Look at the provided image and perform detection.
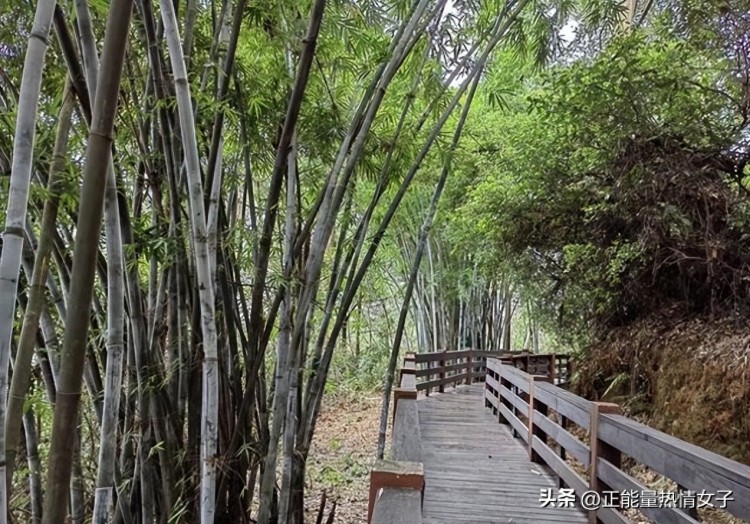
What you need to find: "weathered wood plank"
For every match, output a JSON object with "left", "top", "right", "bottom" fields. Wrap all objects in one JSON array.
[
  {"left": 532, "top": 410, "right": 590, "bottom": 468},
  {"left": 415, "top": 361, "right": 470, "bottom": 378},
  {"left": 530, "top": 435, "right": 589, "bottom": 495},
  {"left": 415, "top": 350, "right": 471, "bottom": 363},
  {"left": 417, "top": 372, "right": 470, "bottom": 392},
  {"left": 371, "top": 488, "right": 422, "bottom": 524},
  {"left": 392, "top": 398, "right": 421, "bottom": 462},
  {"left": 418, "top": 385, "right": 588, "bottom": 523},
  {"left": 534, "top": 381, "right": 592, "bottom": 430},
  {"left": 485, "top": 374, "right": 501, "bottom": 395},
  {"left": 498, "top": 383, "right": 530, "bottom": 417},
  {"left": 499, "top": 404, "right": 528, "bottom": 441},
  {"left": 596, "top": 458, "right": 700, "bottom": 524},
  {"left": 399, "top": 373, "right": 416, "bottom": 390},
  {"left": 368, "top": 460, "right": 424, "bottom": 522},
  {"left": 499, "top": 364, "right": 530, "bottom": 392},
  {"left": 598, "top": 413, "right": 750, "bottom": 521},
  {"left": 486, "top": 357, "right": 503, "bottom": 375},
  {"left": 485, "top": 389, "right": 500, "bottom": 409}
]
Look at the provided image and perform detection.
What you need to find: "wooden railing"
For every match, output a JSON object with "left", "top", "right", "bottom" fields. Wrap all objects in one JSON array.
[
  {"left": 507, "top": 352, "right": 573, "bottom": 385},
  {"left": 415, "top": 349, "right": 572, "bottom": 394},
  {"left": 368, "top": 354, "right": 424, "bottom": 524},
  {"left": 367, "top": 349, "right": 574, "bottom": 523},
  {"left": 484, "top": 358, "right": 750, "bottom": 524}
]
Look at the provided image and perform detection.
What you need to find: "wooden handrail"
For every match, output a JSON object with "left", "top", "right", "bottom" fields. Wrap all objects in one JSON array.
[
  {"left": 485, "top": 357, "right": 750, "bottom": 523},
  {"left": 368, "top": 353, "right": 424, "bottom": 523},
  {"left": 415, "top": 349, "right": 572, "bottom": 394},
  {"left": 369, "top": 350, "right": 573, "bottom": 522}
]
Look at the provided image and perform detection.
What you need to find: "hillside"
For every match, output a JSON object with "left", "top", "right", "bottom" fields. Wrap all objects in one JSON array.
[{"left": 577, "top": 311, "right": 750, "bottom": 465}]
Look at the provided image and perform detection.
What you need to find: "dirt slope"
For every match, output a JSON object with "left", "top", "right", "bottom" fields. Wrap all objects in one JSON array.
[{"left": 576, "top": 311, "right": 750, "bottom": 464}]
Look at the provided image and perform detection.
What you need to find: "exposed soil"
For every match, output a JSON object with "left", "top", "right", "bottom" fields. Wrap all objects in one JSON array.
[
  {"left": 577, "top": 311, "right": 750, "bottom": 465},
  {"left": 303, "top": 393, "right": 386, "bottom": 523},
  {"left": 573, "top": 310, "right": 750, "bottom": 523}
]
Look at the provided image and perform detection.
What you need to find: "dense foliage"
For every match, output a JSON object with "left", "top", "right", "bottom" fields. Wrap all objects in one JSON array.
[
  {"left": 1, "top": 0, "right": 749, "bottom": 521},
  {"left": 452, "top": 8, "right": 750, "bottom": 343}
]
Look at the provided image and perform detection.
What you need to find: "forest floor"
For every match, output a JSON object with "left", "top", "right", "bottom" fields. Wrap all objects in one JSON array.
[{"left": 304, "top": 392, "right": 385, "bottom": 523}]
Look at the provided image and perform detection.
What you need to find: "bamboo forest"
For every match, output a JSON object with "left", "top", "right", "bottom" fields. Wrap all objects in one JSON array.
[{"left": 1, "top": 0, "right": 749, "bottom": 522}]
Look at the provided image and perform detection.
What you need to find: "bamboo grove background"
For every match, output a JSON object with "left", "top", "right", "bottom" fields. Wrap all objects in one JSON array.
[{"left": 0, "top": 0, "right": 639, "bottom": 522}]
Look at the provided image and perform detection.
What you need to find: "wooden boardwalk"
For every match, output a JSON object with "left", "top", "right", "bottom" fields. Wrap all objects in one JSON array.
[
  {"left": 418, "top": 384, "right": 588, "bottom": 523},
  {"left": 370, "top": 351, "right": 750, "bottom": 524}
]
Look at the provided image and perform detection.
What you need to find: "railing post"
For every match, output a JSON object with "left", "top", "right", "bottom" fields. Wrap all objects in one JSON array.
[
  {"left": 528, "top": 375, "right": 551, "bottom": 463},
  {"left": 453, "top": 353, "right": 459, "bottom": 389},
  {"left": 367, "top": 460, "right": 424, "bottom": 523},
  {"left": 424, "top": 356, "right": 431, "bottom": 397},
  {"left": 498, "top": 362, "right": 512, "bottom": 427},
  {"left": 438, "top": 350, "right": 446, "bottom": 393},
  {"left": 550, "top": 355, "right": 557, "bottom": 385},
  {"left": 589, "top": 402, "right": 622, "bottom": 524},
  {"left": 559, "top": 414, "right": 569, "bottom": 488},
  {"left": 465, "top": 350, "right": 473, "bottom": 385},
  {"left": 511, "top": 384, "right": 520, "bottom": 438},
  {"left": 484, "top": 362, "right": 494, "bottom": 411}
]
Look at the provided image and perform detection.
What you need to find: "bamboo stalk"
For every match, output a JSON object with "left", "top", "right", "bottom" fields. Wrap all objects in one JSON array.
[{"left": 42, "top": 0, "right": 135, "bottom": 518}]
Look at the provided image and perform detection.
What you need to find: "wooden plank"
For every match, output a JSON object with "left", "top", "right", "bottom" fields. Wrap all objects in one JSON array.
[
  {"left": 526, "top": 355, "right": 554, "bottom": 376},
  {"left": 499, "top": 404, "right": 528, "bottom": 442},
  {"left": 392, "top": 399, "right": 421, "bottom": 463},
  {"left": 596, "top": 458, "right": 700, "bottom": 524},
  {"left": 371, "top": 488, "right": 422, "bottom": 524},
  {"left": 418, "top": 385, "right": 588, "bottom": 523},
  {"left": 498, "top": 383, "right": 529, "bottom": 417},
  {"left": 599, "top": 414, "right": 750, "bottom": 521},
  {"left": 531, "top": 435, "right": 589, "bottom": 495},
  {"left": 535, "top": 381, "right": 592, "bottom": 430},
  {"left": 414, "top": 350, "right": 472, "bottom": 363},
  {"left": 486, "top": 357, "right": 503, "bottom": 375},
  {"left": 529, "top": 375, "right": 551, "bottom": 463},
  {"left": 485, "top": 374, "right": 501, "bottom": 394},
  {"left": 472, "top": 350, "right": 509, "bottom": 359},
  {"left": 414, "top": 352, "right": 446, "bottom": 364},
  {"left": 417, "top": 372, "right": 470, "bottom": 392},
  {"left": 415, "top": 361, "right": 469, "bottom": 378},
  {"left": 399, "top": 373, "right": 416, "bottom": 390},
  {"left": 590, "top": 403, "right": 623, "bottom": 524},
  {"left": 533, "top": 410, "right": 590, "bottom": 468},
  {"left": 368, "top": 460, "right": 424, "bottom": 523},
  {"left": 485, "top": 389, "right": 500, "bottom": 409},
  {"left": 499, "top": 365, "right": 530, "bottom": 392}
]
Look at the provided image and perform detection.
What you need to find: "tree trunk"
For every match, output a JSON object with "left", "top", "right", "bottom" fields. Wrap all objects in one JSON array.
[
  {"left": 71, "top": 0, "right": 129, "bottom": 513},
  {"left": 22, "top": 410, "right": 42, "bottom": 524},
  {"left": 0, "top": 0, "right": 58, "bottom": 516},
  {"left": 376, "top": 73, "right": 480, "bottom": 458},
  {"left": 501, "top": 283, "right": 513, "bottom": 352},
  {"left": 5, "top": 79, "right": 74, "bottom": 494},
  {"left": 159, "top": 1, "right": 220, "bottom": 519},
  {"left": 42, "top": 0, "right": 134, "bottom": 518}
]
